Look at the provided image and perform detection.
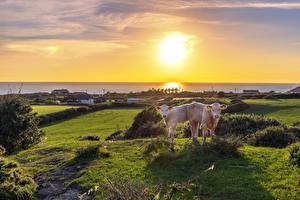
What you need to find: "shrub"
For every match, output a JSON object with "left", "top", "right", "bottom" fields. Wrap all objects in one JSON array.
[
  {"left": 288, "top": 142, "right": 300, "bottom": 167},
  {"left": 0, "top": 146, "right": 5, "bottom": 156},
  {"left": 287, "top": 127, "right": 300, "bottom": 139},
  {"left": 100, "top": 177, "right": 159, "bottom": 200},
  {"left": 0, "top": 96, "right": 44, "bottom": 153},
  {"left": 75, "top": 145, "right": 100, "bottom": 160},
  {"left": 216, "top": 114, "right": 282, "bottom": 137},
  {"left": 205, "top": 136, "right": 242, "bottom": 157},
  {"left": 105, "top": 130, "right": 126, "bottom": 141},
  {"left": 248, "top": 126, "right": 295, "bottom": 148},
  {"left": 80, "top": 135, "right": 100, "bottom": 141},
  {"left": 125, "top": 107, "right": 165, "bottom": 139},
  {"left": 225, "top": 100, "right": 250, "bottom": 113},
  {"left": 0, "top": 157, "right": 37, "bottom": 199}
]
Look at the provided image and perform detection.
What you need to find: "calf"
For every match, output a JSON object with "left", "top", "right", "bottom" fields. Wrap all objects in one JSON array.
[{"left": 201, "top": 103, "right": 227, "bottom": 144}]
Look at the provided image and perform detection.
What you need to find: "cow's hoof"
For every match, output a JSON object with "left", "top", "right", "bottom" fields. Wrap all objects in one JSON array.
[{"left": 192, "top": 139, "right": 199, "bottom": 144}]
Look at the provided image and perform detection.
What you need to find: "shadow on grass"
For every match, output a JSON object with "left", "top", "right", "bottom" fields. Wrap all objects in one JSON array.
[
  {"left": 245, "top": 103, "right": 300, "bottom": 116},
  {"left": 145, "top": 142, "right": 276, "bottom": 200}
]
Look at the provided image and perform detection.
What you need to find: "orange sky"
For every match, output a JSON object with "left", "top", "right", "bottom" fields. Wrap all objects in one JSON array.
[{"left": 1, "top": 0, "right": 300, "bottom": 83}]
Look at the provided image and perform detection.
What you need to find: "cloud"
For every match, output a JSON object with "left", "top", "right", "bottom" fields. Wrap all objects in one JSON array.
[
  {"left": 3, "top": 40, "right": 128, "bottom": 58},
  {"left": 0, "top": 0, "right": 300, "bottom": 44}
]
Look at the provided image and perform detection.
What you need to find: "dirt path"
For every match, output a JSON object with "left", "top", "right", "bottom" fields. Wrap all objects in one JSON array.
[{"left": 36, "top": 164, "right": 89, "bottom": 200}]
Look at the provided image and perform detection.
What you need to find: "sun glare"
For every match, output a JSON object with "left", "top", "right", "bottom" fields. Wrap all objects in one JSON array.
[
  {"left": 164, "top": 82, "right": 182, "bottom": 90},
  {"left": 159, "top": 33, "right": 191, "bottom": 65}
]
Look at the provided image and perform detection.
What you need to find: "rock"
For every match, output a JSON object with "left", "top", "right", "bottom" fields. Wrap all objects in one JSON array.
[{"left": 80, "top": 135, "right": 100, "bottom": 141}]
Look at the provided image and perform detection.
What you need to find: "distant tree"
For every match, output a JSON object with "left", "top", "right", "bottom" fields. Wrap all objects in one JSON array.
[{"left": 0, "top": 95, "right": 44, "bottom": 153}]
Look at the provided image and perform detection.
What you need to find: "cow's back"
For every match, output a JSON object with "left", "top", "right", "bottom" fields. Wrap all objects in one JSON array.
[
  {"left": 166, "top": 104, "right": 189, "bottom": 124},
  {"left": 186, "top": 102, "right": 205, "bottom": 122}
]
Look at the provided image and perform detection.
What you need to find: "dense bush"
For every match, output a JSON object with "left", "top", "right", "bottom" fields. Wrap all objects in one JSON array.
[
  {"left": 216, "top": 114, "right": 282, "bottom": 137},
  {"left": 204, "top": 136, "right": 242, "bottom": 157},
  {"left": 39, "top": 102, "right": 146, "bottom": 125},
  {"left": 248, "top": 126, "right": 295, "bottom": 148},
  {"left": 0, "top": 96, "right": 44, "bottom": 153},
  {"left": 224, "top": 100, "right": 250, "bottom": 113},
  {"left": 0, "top": 157, "right": 37, "bottom": 199},
  {"left": 125, "top": 107, "right": 166, "bottom": 139},
  {"left": 287, "top": 127, "right": 300, "bottom": 139},
  {"left": 288, "top": 142, "right": 300, "bottom": 167}
]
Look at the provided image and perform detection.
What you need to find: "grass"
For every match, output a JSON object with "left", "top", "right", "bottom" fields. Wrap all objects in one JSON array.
[
  {"left": 7, "top": 106, "right": 300, "bottom": 199},
  {"left": 244, "top": 99, "right": 300, "bottom": 125},
  {"left": 31, "top": 105, "right": 80, "bottom": 116}
]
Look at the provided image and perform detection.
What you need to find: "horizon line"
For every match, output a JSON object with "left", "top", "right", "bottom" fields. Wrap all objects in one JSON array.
[{"left": 0, "top": 81, "right": 299, "bottom": 85}]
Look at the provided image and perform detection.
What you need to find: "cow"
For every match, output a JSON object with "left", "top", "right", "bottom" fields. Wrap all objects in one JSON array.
[{"left": 159, "top": 102, "right": 227, "bottom": 144}]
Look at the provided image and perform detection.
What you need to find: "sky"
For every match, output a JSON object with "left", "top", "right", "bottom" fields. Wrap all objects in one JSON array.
[{"left": 1, "top": 0, "right": 300, "bottom": 83}]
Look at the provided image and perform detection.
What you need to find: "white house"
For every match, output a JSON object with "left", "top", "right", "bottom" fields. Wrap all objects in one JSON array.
[
  {"left": 127, "top": 98, "right": 142, "bottom": 103},
  {"left": 77, "top": 95, "right": 94, "bottom": 105}
]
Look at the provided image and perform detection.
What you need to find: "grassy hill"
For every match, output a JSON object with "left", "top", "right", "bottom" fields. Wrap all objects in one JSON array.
[
  {"left": 244, "top": 99, "right": 300, "bottom": 125},
  {"left": 9, "top": 107, "right": 300, "bottom": 199},
  {"left": 32, "top": 105, "right": 80, "bottom": 116}
]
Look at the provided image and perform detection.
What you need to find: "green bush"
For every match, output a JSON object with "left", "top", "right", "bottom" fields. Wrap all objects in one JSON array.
[
  {"left": 287, "top": 127, "right": 300, "bottom": 139},
  {"left": 288, "top": 142, "right": 300, "bottom": 167},
  {"left": 125, "top": 107, "right": 166, "bottom": 139},
  {"left": 216, "top": 114, "right": 282, "bottom": 137},
  {"left": 105, "top": 130, "right": 126, "bottom": 141},
  {"left": 0, "top": 157, "right": 37, "bottom": 199},
  {"left": 205, "top": 136, "right": 242, "bottom": 157},
  {"left": 248, "top": 126, "right": 295, "bottom": 148},
  {"left": 225, "top": 100, "right": 250, "bottom": 113},
  {"left": 0, "top": 96, "right": 44, "bottom": 153}
]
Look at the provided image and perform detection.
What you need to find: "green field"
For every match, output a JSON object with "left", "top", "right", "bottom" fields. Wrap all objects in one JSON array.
[
  {"left": 31, "top": 105, "right": 79, "bottom": 116},
  {"left": 244, "top": 99, "right": 300, "bottom": 125},
  {"left": 10, "top": 107, "right": 300, "bottom": 199}
]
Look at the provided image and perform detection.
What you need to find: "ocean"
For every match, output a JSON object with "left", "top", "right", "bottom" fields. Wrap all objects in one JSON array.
[{"left": 0, "top": 82, "right": 299, "bottom": 95}]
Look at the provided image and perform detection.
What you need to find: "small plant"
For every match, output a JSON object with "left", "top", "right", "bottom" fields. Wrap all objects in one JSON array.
[
  {"left": 76, "top": 145, "right": 104, "bottom": 160},
  {"left": 248, "top": 126, "right": 295, "bottom": 148},
  {"left": 0, "top": 157, "right": 37, "bottom": 199},
  {"left": 105, "top": 130, "right": 126, "bottom": 141},
  {"left": 80, "top": 135, "right": 100, "bottom": 141},
  {"left": 143, "top": 137, "right": 176, "bottom": 163},
  {"left": 205, "top": 136, "right": 242, "bottom": 157},
  {"left": 101, "top": 177, "right": 159, "bottom": 200},
  {"left": 0, "top": 146, "right": 5, "bottom": 156},
  {"left": 288, "top": 142, "right": 300, "bottom": 167}
]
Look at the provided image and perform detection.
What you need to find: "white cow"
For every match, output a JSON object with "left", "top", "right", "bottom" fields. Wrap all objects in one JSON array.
[{"left": 159, "top": 102, "right": 227, "bottom": 144}]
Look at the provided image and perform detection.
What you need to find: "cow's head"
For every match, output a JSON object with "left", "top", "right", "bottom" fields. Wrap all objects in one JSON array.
[
  {"left": 158, "top": 104, "right": 169, "bottom": 118},
  {"left": 206, "top": 103, "right": 227, "bottom": 120}
]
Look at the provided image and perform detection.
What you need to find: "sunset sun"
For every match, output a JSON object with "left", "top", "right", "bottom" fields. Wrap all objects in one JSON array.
[{"left": 159, "top": 33, "right": 191, "bottom": 65}]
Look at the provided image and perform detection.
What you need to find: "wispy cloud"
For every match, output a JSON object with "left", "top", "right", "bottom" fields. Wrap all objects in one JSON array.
[
  {"left": 1, "top": 0, "right": 300, "bottom": 52},
  {"left": 3, "top": 40, "right": 128, "bottom": 58}
]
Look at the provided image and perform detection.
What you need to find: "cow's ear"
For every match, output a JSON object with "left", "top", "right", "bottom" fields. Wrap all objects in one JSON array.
[
  {"left": 206, "top": 105, "right": 212, "bottom": 110},
  {"left": 221, "top": 104, "right": 228, "bottom": 110}
]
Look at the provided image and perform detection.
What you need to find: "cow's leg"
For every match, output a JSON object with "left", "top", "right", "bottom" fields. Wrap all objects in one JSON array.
[
  {"left": 189, "top": 120, "right": 195, "bottom": 139},
  {"left": 169, "top": 123, "right": 176, "bottom": 143},
  {"left": 202, "top": 125, "right": 208, "bottom": 145},
  {"left": 192, "top": 121, "right": 199, "bottom": 142}
]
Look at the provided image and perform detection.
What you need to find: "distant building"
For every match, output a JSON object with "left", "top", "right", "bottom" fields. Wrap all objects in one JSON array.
[
  {"left": 51, "top": 89, "right": 70, "bottom": 95},
  {"left": 127, "top": 98, "right": 142, "bottom": 103},
  {"left": 243, "top": 90, "right": 259, "bottom": 94},
  {"left": 111, "top": 98, "right": 126, "bottom": 103},
  {"left": 75, "top": 93, "right": 94, "bottom": 105},
  {"left": 289, "top": 86, "right": 300, "bottom": 93}
]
